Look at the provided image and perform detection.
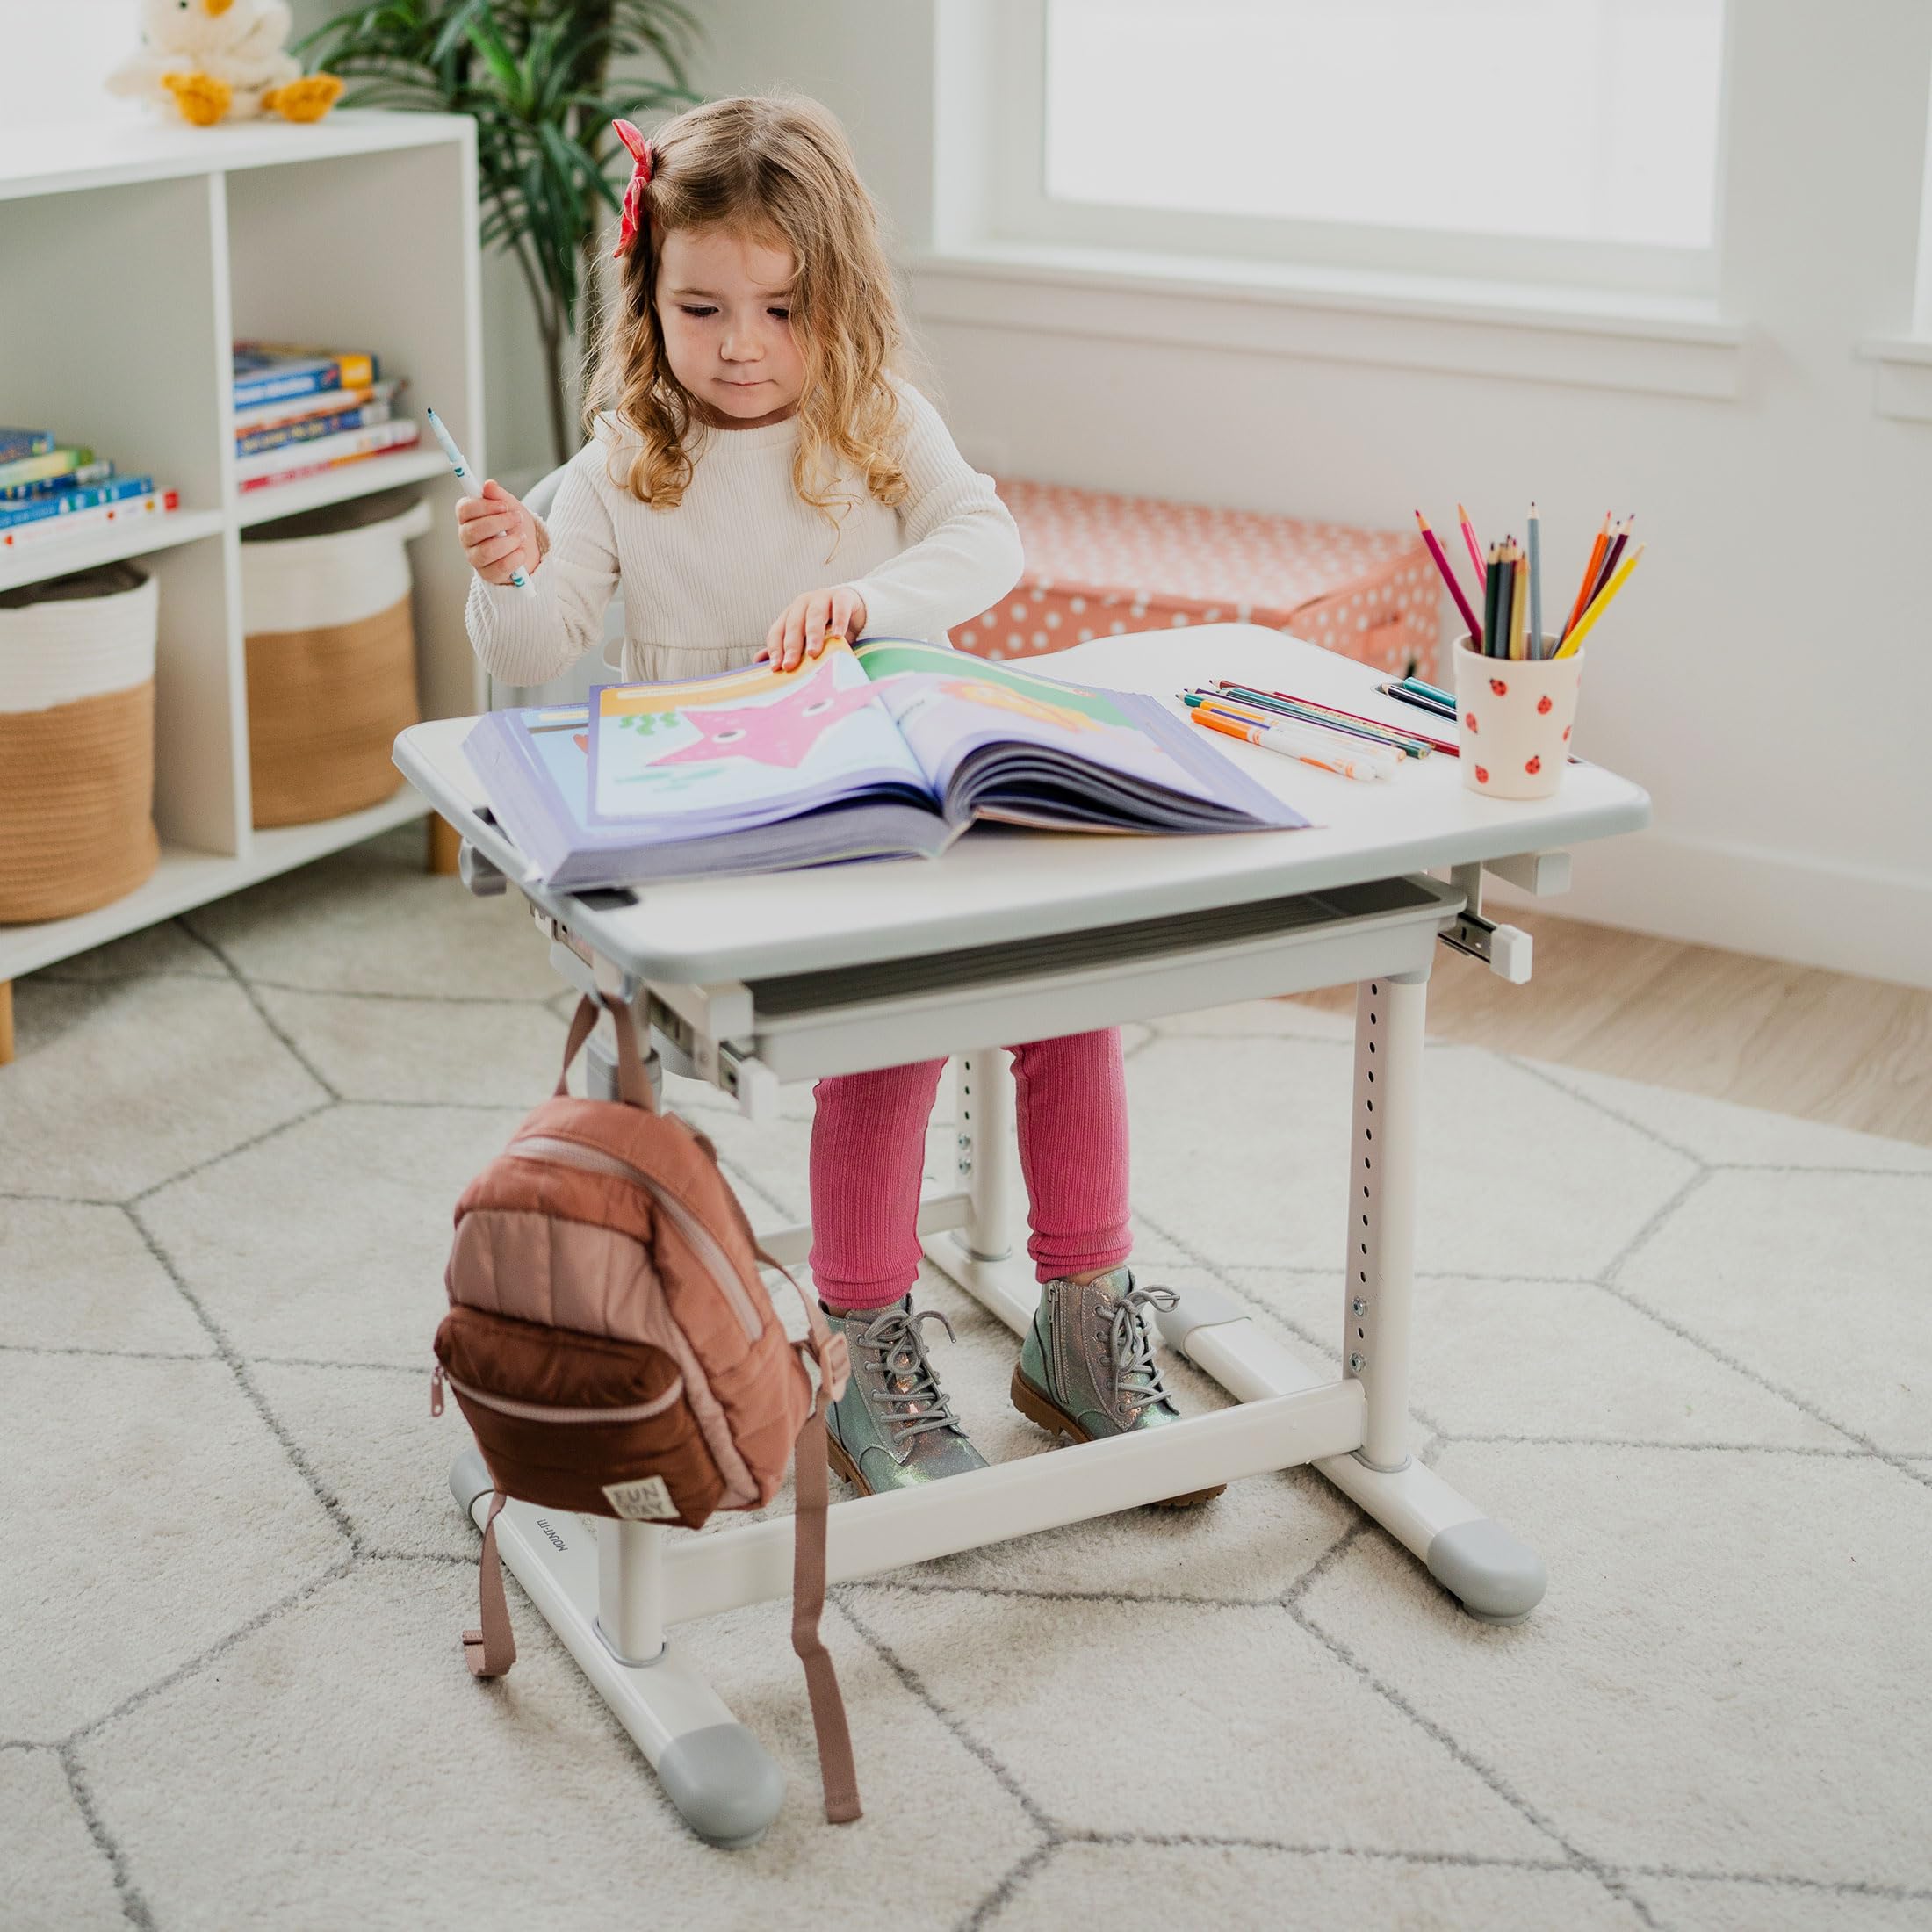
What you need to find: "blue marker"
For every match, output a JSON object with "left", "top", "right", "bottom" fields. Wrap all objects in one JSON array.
[{"left": 426, "top": 407, "right": 534, "bottom": 593}]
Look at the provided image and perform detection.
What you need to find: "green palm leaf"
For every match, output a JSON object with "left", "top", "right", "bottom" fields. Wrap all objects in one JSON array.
[{"left": 299, "top": 0, "right": 702, "bottom": 463}]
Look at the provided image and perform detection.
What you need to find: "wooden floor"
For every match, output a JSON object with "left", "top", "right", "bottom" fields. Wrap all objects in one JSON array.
[{"left": 1289, "top": 907, "right": 1932, "bottom": 1148}]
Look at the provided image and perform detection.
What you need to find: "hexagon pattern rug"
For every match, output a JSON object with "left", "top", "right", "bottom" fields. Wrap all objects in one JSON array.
[{"left": 4, "top": 827, "right": 1928, "bottom": 1932}]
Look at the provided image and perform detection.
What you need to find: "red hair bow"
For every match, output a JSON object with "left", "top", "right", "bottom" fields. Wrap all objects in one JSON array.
[{"left": 612, "top": 119, "right": 654, "bottom": 258}]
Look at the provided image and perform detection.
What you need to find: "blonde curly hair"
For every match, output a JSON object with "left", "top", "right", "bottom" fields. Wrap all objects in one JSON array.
[{"left": 587, "top": 94, "right": 910, "bottom": 525}]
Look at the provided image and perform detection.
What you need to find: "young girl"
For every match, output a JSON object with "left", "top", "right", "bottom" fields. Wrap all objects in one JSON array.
[{"left": 459, "top": 94, "right": 1217, "bottom": 1504}]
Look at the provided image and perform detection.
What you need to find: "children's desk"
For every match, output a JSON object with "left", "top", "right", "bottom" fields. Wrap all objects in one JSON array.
[{"left": 393, "top": 624, "right": 1649, "bottom": 1847}]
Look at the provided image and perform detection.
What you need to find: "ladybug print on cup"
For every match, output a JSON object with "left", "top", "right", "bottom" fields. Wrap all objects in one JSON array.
[
  {"left": 1489, "top": 678, "right": 1508, "bottom": 696},
  {"left": 1473, "top": 765, "right": 1489, "bottom": 783},
  {"left": 1537, "top": 695, "right": 1553, "bottom": 715},
  {"left": 1466, "top": 712, "right": 1478, "bottom": 732},
  {"left": 1562, "top": 725, "right": 1571, "bottom": 740},
  {"left": 1525, "top": 755, "right": 1541, "bottom": 775}
]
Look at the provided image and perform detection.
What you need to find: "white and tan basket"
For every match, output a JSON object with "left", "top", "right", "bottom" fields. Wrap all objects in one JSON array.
[
  {"left": 242, "top": 489, "right": 431, "bottom": 827},
  {"left": 0, "top": 562, "right": 160, "bottom": 924}
]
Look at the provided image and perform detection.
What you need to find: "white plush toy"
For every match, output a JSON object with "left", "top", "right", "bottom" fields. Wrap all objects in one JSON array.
[{"left": 109, "top": 0, "right": 343, "bottom": 127}]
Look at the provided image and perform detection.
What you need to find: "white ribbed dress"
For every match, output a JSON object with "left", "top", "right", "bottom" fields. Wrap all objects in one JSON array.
[{"left": 465, "top": 381, "right": 1023, "bottom": 688}]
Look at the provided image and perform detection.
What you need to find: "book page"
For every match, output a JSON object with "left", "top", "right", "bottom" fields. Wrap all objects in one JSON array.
[
  {"left": 853, "top": 638, "right": 1225, "bottom": 803},
  {"left": 586, "top": 643, "right": 933, "bottom": 832}
]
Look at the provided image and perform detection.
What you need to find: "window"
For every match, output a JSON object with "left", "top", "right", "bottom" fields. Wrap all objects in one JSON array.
[{"left": 981, "top": 0, "right": 1729, "bottom": 295}]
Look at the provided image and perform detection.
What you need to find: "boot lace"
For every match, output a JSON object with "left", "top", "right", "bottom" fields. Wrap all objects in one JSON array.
[
  {"left": 1099, "top": 1282, "right": 1179, "bottom": 1419},
  {"left": 854, "top": 1305, "right": 963, "bottom": 1450}
]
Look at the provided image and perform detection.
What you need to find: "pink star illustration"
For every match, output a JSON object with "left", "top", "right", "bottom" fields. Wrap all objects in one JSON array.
[{"left": 652, "top": 662, "right": 882, "bottom": 769}]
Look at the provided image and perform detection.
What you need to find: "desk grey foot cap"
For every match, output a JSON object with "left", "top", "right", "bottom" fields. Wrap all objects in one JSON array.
[
  {"left": 658, "top": 1723, "right": 787, "bottom": 1848},
  {"left": 1426, "top": 1518, "right": 1546, "bottom": 1624},
  {"left": 449, "top": 1446, "right": 494, "bottom": 1519}
]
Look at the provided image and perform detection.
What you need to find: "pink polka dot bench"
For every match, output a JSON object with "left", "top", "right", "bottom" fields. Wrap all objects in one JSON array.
[{"left": 955, "top": 479, "right": 1442, "bottom": 679}]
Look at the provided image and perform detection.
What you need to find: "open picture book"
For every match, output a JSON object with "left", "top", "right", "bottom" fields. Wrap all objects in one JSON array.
[{"left": 463, "top": 637, "right": 1308, "bottom": 889}]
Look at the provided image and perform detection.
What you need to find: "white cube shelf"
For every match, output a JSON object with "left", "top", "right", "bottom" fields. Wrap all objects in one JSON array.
[{"left": 0, "top": 111, "right": 488, "bottom": 988}]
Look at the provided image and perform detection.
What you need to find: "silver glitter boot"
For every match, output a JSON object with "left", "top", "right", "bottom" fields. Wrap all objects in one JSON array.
[{"left": 823, "top": 1295, "right": 990, "bottom": 1495}]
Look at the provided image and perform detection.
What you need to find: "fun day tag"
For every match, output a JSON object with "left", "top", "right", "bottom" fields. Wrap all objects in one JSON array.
[{"left": 601, "top": 1474, "right": 680, "bottom": 1521}]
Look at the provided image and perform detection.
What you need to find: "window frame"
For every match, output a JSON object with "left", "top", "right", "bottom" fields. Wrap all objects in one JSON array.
[{"left": 973, "top": 0, "right": 1734, "bottom": 302}]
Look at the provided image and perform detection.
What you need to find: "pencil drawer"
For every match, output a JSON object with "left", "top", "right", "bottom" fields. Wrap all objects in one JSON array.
[{"left": 720, "top": 874, "right": 1462, "bottom": 1080}]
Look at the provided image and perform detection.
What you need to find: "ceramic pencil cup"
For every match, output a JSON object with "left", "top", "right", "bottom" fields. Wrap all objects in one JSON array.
[{"left": 1452, "top": 634, "right": 1583, "bottom": 799}]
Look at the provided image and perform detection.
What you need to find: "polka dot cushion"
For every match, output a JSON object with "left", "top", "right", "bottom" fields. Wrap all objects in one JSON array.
[{"left": 955, "top": 480, "right": 1441, "bottom": 678}]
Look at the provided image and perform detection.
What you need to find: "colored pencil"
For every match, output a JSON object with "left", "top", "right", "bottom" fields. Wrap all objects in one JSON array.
[
  {"left": 1561, "top": 513, "right": 1611, "bottom": 643},
  {"left": 1456, "top": 502, "right": 1485, "bottom": 585},
  {"left": 1481, "top": 542, "right": 1504, "bottom": 658},
  {"left": 1526, "top": 503, "right": 1543, "bottom": 659},
  {"left": 1507, "top": 540, "right": 1528, "bottom": 661},
  {"left": 1414, "top": 510, "right": 1484, "bottom": 645},
  {"left": 1397, "top": 675, "right": 1458, "bottom": 707},
  {"left": 1591, "top": 515, "right": 1632, "bottom": 609},
  {"left": 1209, "top": 682, "right": 1441, "bottom": 756},
  {"left": 1377, "top": 681, "right": 1457, "bottom": 722},
  {"left": 1554, "top": 542, "right": 1644, "bottom": 657}
]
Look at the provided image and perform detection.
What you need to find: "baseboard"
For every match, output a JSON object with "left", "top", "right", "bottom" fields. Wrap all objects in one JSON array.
[{"left": 1485, "top": 826, "right": 1932, "bottom": 991}]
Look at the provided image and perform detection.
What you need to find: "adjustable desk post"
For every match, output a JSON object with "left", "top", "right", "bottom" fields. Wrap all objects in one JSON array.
[{"left": 399, "top": 624, "right": 1648, "bottom": 1847}]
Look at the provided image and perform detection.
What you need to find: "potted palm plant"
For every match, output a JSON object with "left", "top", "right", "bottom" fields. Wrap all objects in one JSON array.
[{"left": 299, "top": 0, "right": 700, "bottom": 465}]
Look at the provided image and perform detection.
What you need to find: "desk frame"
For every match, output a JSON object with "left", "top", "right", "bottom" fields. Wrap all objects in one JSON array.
[{"left": 441, "top": 867, "right": 1543, "bottom": 1848}]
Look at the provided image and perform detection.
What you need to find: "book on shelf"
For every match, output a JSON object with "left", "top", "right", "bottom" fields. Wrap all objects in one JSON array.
[
  {"left": 0, "top": 446, "right": 95, "bottom": 491},
  {"left": 0, "top": 475, "right": 156, "bottom": 531},
  {"left": 233, "top": 342, "right": 379, "bottom": 409},
  {"left": 0, "top": 429, "right": 56, "bottom": 465},
  {"left": 236, "top": 393, "right": 395, "bottom": 457},
  {"left": 465, "top": 636, "right": 1307, "bottom": 890},
  {"left": 231, "top": 379, "right": 399, "bottom": 441},
  {"left": 236, "top": 417, "right": 422, "bottom": 492},
  {"left": 1, "top": 458, "right": 115, "bottom": 502},
  {"left": 0, "top": 487, "right": 179, "bottom": 553}
]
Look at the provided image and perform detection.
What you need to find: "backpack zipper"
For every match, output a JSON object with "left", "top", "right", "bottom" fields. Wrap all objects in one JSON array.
[
  {"left": 438, "top": 1366, "right": 685, "bottom": 1426},
  {"left": 507, "top": 1132, "right": 764, "bottom": 1344}
]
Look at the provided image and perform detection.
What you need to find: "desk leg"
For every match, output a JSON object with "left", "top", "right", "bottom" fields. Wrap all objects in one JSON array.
[
  {"left": 922, "top": 1049, "right": 1040, "bottom": 1337},
  {"left": 1348, "top": 971, "right": 1424, "bottom": 1474},
  {"left": 1158, "top": 969, "right": 1546, "bottom": 1625},
  {"left": 448, "top": 1450, "right": 785, "bottom": 1847}
]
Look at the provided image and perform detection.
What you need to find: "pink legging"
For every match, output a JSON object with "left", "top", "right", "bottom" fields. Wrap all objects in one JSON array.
[{"left": 808, "top": 1029, "right": 1131, "bottom": 1313}]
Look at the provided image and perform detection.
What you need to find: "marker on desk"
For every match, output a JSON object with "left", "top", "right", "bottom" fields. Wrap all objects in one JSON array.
[
  {"left": 1187, "top": 702, "right": 1397, "bottom": 782},
  {"left": 427, "top": 407, "right": 535, "bottom": 593}
]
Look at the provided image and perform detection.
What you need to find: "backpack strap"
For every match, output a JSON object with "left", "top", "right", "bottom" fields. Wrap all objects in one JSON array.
[
  {"left": 555, "top": 991, "right": 655, "bottom": 1111},
  {"left": 752, "top": 1241, "right": 860, "bottom": 1824},
  {"left": 463, "top": 1491, "right": 518, "bottom": 1679},
  {"left": 789, "top": 1366, "right": 861, "bottom": 1824}
]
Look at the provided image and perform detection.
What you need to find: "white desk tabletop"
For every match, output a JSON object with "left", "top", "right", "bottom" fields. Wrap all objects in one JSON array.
[{"left": 395, "top": 624, "right": 1648, "bottom": 984}]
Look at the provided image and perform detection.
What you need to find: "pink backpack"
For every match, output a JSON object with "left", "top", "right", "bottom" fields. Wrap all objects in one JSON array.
[{"left": 432, "top": 992, "right": 859, "bottom": 1822}]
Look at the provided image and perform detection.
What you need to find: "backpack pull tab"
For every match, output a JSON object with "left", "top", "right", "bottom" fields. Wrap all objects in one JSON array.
[
  {"left": 463, "top": 1492, "right": 518, "bottom": 1679},
  {"left": 429, "top": 1364, "right": 445, "bottom": 1417},
  {"left": 816, "top": 1330, "right": 851, "bottom": 1402}
]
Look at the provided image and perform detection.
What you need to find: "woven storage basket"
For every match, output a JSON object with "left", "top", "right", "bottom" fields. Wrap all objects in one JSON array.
[
  {"left": 242, "top": 489, "right": 430, "bottom": 827},
  {"left": 0, "top": 562, "right": 160, "bottom": 924}
]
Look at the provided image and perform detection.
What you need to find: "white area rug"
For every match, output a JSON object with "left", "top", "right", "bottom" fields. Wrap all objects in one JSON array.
[{"left": 4, "top": 825, "right": 1929, "bottom": 1932}]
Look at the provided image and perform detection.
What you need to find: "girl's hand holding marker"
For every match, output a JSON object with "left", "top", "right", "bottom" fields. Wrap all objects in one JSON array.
[{"left": 430, "top": 407, "right": 538, "bottom": 594}]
